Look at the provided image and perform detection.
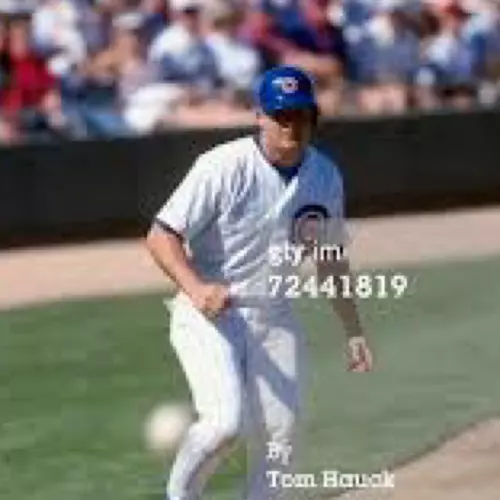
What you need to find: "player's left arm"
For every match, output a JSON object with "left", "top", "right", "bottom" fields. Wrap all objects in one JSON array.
[
  {"left": 317, "top": 161, "right": 373, "bottom": 372},
  {"left": 317, "top": 257, "right": 374, "bottom": 372}
]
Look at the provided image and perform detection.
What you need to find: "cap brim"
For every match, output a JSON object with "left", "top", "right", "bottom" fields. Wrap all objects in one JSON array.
[{"left": 262, "top": 96, "right": 318, "bottom": 116}]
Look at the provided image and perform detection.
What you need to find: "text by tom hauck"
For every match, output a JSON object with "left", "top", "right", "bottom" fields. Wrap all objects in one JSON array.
[{"left": 265, "top": 440, "right": 395, "bottom": 491}]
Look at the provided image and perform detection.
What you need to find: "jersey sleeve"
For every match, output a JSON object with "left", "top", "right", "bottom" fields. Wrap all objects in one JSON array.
[{"left": 154, "top": 153, "right": 222, "bottom": 240}]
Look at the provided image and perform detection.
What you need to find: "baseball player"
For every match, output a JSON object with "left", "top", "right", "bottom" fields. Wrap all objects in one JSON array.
[{"left": 146, "top": 65, "right": 374, "bottom": 500}]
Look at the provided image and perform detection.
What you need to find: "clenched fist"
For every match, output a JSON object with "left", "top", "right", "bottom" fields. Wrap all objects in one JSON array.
[{"left": 188, "top": 282, "right": 231, "bottom": 319}]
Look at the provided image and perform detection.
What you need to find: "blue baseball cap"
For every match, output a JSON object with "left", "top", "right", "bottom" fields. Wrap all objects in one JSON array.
[{"left": 255, "top": 65, "right": 319, "bottom": 116}]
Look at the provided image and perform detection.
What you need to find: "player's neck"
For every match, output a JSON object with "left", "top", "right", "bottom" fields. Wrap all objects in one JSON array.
[{"left": 258, "top": 133, "right": 305, "bottom": 168}]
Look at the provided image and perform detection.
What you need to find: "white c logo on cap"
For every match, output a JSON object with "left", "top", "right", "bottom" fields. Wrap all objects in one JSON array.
[{"left": 274, "top": 76, "right": 299, "bottom": 94}]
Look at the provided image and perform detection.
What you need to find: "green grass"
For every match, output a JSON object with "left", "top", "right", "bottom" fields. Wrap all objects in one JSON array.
[{"left": 1, "top": 255, "right": 500, "bottom": 499}]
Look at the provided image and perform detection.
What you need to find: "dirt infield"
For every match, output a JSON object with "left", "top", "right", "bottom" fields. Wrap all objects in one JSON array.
[
  {"left": 341, "top": 419, "right": 500, "bottom": 500},
  {"left": 2, "top": 206, "right": 500, "bottom": 500}
]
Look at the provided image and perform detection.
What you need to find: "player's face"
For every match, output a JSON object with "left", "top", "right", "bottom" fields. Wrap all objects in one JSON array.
[{"left": 258, "top": 108, "right": 315, "bottom": 160}]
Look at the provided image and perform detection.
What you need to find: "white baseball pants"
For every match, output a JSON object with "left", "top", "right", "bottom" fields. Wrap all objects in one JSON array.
[{"left": 165, "top": 292, "right": 305, "bottom": 500}]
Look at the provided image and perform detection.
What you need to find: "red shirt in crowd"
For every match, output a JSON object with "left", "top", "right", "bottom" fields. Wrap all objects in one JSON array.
[{"left": 0, "top": 52, "right": 56, "bottom": 116}]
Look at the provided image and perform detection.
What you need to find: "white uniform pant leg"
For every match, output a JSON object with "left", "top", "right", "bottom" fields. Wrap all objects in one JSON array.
[
  {"left": 166, "top": 295, "right": 245, "bottom": 500},
  {"left": 243, "top": 308, "right": 305, "bottom": 500}
]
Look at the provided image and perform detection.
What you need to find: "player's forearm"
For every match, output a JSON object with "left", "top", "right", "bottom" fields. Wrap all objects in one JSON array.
[
  {"left": 318, "top": 259, "right": 365, "bottom": 339},
  {"left": 329, "top": 293, "right": 365, "bottom": 339},
  {"left": 145, "top": 223, "right": 203, "bottom": 297}
]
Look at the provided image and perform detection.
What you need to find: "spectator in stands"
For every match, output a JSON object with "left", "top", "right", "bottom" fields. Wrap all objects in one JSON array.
[
  {"left": 87, "top": 0, "right": 135, "bottom": 54},
  {"left": 206, "top": 1, "right": 262, "bottom": 107},
  {"left": 1, "top": 16, "right": 56, "bottom": 114},
  {"left": 328, "top": 0, "right": 375, "bottom": 44},
  {"left": 0, "top": 15, "right": 73, "bottom": 140},
  {"left": 0, "top": 15, "right": 19, "bottom": 143},
  {"left": 75, "top": 0, "right": 111, "bottom": 55},
  {"left": 352, "top": 0, "right": 420, "bottom": 114},
  {"left": 62, "top": 10, "right": 161, "bottom": 137},
  {"left": 246, "top": 0, "right": 304, "bottom": 65},
  {"left": 417, "top": 1, "right": 479, "bottom": 109},
  {"left": 466, "top": 0, "right": 500, "bottom": 104},
  {"left": 97, "top": 11, "right": 187, "bottom": 134},
  {"left": 92, "top": 12, "right": 160, "bottom": 103},
  {"left": 31, "top": 0, "right": 87, "bottom": 77},
  {"left": 149, "top": 0, "right": 219, "bottom": 102},
  {"left": 247, "top": 0, "right": 348, "bottom": 114},
  {"left": 0, "top": 0, "right": 499, "bottom": 142},
  {"left": 480, "top": 2, "right": 500, "bottom": 100},
  {"left": 139, "top": 0, "right": 169, "bottom": 43}
]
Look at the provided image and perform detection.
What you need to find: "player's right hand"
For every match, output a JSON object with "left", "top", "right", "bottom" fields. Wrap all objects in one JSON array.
[{"left": 188, "top": 282, "right": 231, "bottom": 320}]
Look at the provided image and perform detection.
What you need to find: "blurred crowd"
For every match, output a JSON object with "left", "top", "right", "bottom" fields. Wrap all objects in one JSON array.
[{"left": 0, "top": 0, "right": 499, "bottom": 143}]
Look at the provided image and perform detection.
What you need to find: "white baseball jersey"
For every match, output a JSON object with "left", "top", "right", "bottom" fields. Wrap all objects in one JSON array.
[{"left": 155, "top": 135, "right": 346, "bottom": 306}]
